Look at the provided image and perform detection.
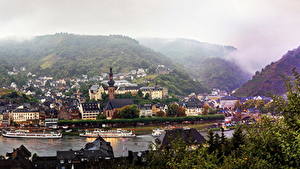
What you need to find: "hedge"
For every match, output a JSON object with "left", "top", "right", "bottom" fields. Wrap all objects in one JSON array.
[{"left": 58, "top": 114, "right": 225, "bottom": 125}]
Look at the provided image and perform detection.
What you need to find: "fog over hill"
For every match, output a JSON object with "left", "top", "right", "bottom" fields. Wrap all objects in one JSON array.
[
  {"left": 234, "top": 46, "right": 300, "bottom": 97},
  {"left": 138, "top": 38, "right": 251, "bottom": 91}
]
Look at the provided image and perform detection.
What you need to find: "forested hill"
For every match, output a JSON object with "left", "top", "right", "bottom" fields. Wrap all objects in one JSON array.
[
  {"left": 138, "top": 38, "right": 251, "bottom": 91},
  {"left": 0, "top": 33, "right": 208, "bottom": 95},
  {"left": 0, "top": 33, "right": 174, "bottom": 77},
  {"left": 234, "top": 46, "right": 300, "bottom": 97}
]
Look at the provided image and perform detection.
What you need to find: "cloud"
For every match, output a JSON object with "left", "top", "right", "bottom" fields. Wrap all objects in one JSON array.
[{"left": 0, "top": 0, "right": 299, "bottom": 73}]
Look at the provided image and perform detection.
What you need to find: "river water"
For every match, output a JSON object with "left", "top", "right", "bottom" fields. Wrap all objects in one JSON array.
[{"left": 0, "top": 130, "right": 234, "bottom": 157}]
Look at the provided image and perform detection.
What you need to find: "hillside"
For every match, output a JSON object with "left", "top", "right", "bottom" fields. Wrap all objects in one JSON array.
[
  {"left": 138, "top": 38, "right": 251, "bottom": 91},
  {"left": 234, "top": 46, "right": 300, "bottom": 97},
  {"left": 0, "top": 33, "right": 208, "bottom": 95},
  {"left": 0, "top": 34, "right": 174, "bottom": 77}
]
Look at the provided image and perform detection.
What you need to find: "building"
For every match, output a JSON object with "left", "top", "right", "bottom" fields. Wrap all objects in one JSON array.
[
  {"left": 115, "top": 86, "right": 140, "bottom": 95},
  {"left": 108, "top": 67, "right": 116, "bottom": 100},
  {"left": 89, "top": 85, "right": 104, "bottom": 101},
  {"left": 0, "top": 145, "right": 33, "bottom": 169},
  {"left": 44, "top": 109, "right": 59, "bottom": 128},
  {"left": 139, "top": 104, "right": 153, "bottom": 117},
  {"left": 154, "top": 128, "right": 206, "bottom": 149},
  {"left": 79, "top": 102, "right": 102, "bottom": 120},
  {"left": 0, "top": 113, "right": 3, "bottom": 125},
  {"left": 180, "top": 98, "right": 205, "bottom": 116},
  {"left": 10, "top": 109, "right": 40, "bottom": 123},
  {"left": 104, "top": 99, "right": 134, "bottom": 119},
  {"left": 220, "top": 96, "right": 240, "bottom": 109},
  {"left": 57, "top": 137, "right": 114, "bottom": 169},
  {"left": 140, "top": 86, "right": 167, "bottom": 99}
]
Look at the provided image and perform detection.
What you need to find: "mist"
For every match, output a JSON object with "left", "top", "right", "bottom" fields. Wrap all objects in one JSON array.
[{"left": 0, "top": 0, "right": 300, "bottom": 74}]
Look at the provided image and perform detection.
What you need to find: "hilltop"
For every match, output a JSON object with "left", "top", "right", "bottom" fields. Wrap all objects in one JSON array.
[
  {"left": 0, "top": 33, "right": 208, "bottom": 95},
  {"left": 138, "top": 38, "right": 251, "bottom": 91},
  {"left": 234, "top": 46, "right": 300, "bottom": 97}
]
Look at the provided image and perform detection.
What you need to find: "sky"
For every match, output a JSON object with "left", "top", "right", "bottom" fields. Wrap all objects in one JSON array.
[{"left": 0, "top": 0, "right": 300, "bottom": 73}]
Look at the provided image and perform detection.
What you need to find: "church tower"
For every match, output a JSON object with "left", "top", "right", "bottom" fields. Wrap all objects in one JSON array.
[{"left": 107, "top": 67, "right": 115, "bottom": 100}]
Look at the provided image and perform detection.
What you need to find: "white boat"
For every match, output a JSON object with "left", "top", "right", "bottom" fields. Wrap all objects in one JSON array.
[
  {"left": 2, "top": 130, "right": 62, "bottom": 139},
  {"left": 152, "top": 129, "right": 164, "bottom": 137},
  {"left": 80, "top": 129, "right": 136, "bottom": 138}
]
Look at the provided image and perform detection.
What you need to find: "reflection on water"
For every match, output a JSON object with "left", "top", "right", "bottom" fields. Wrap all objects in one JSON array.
[
  {"left": 0, "top": 135, "right": 154, "bottom": 157},
  {"left": 0, "top": 130, "right": 234, "bottom": 157}
]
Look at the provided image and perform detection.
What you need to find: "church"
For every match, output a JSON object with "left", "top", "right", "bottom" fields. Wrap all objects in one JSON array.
[{"left": 103, "top": 68, "right": 134, "bottom": 119}]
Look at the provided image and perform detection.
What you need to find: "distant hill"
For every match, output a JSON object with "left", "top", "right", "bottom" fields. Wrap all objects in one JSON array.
[
  {"left": 234, "top": 46, "right": 300, "bottom": 97},
  {"left": 138, "top": 38, "right": 251, "bottom": 91},
  {"left": 0, "top": 33, "right": 208, "bottom": 95}
]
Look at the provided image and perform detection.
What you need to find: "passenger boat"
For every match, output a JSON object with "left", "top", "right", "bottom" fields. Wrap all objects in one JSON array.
[
  {"left": 152, "top": 129, "right": 164, "bottom": 137},
  {"left": 80, "top": 129, "right": 136, "bottom": 138},
  {"left": 2, "top": 130, "right": 62, "bottom": 139}
]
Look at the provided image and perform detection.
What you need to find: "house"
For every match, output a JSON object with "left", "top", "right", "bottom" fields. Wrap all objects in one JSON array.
[
  {"left": 57, "top": 137, "right": 114, "bottom": 169},
  {"left": 89, "top": 85, "right": 105, "bottom": 101},
  {"left": 140, "top": 86, "right": 167, "bottom": 99},
  {"left": 182, "top": 101, "right": 204, "bottom": 116},
  {"left": 0, "top": 145, "right": 33, "bottom": 169},
  {"left": 180, "top": 97, "right": 205, "bottom": 116},
  {"left": 44, "top": 109, "right": 59, "bottom": 128},
  {"left": 139, "top": 104, "right": 153, "bottom": 117},
  {"left": 104, "top": 99, "right": 134, "bottom": 119},
  {"left": 154, "top": 128, "right": 206, "bottom": 149},
  {"left": 79, "top": 102, "right": 102, "bottom": 120},
  {"left": 220, "top": 96, "right": 240, "bottom": 109}
]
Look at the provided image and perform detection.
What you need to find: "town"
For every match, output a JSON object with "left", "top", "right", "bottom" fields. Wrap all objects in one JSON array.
[{"left": 0, "top": 66, "right": 273, "bottom": 130}]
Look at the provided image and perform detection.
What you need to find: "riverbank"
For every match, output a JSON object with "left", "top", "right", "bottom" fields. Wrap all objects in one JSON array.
[
  {"left": 58, "top": 114, "right": 225, "bottom": 128},
  {"left": 62, "top": 121, "right": 219, "bottom": 136}
]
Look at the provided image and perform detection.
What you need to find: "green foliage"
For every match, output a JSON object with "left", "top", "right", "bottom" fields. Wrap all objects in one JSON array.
[
  {"left": 96, "top": 113, "right": 106, "bottom": 120},
  {"left": 133, "top": 70, "right": 300, "bottom": 169},
  {"left": 0, "top": 89, "right": 38, "bottom": 103},
  {"left": 166, "top": 103, "right": 186, "bottom": 117},
  {"left": 116, "top": 104, "right": 140, "bottom": 119}
]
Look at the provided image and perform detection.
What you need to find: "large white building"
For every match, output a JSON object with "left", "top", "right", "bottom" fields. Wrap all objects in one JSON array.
[{"left": 11, "top": 109, "right": 40, "bottom": 123}]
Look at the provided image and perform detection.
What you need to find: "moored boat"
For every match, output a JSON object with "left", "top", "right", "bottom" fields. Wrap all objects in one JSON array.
[
  {"left": 2, "top": 130, "right": 62, "bottom": 139},
  {"left": 152, "top": 129, "right": 164, "bottom": 137},
  {"left": 80, "top": 129, "right": 136, "bottom": 138}
]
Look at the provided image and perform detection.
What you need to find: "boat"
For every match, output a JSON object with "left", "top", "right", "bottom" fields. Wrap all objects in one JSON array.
[
  {"left": 152, "top": 129, "right": 164, "bottom": 137},
  {"left": 2, "top": 130, "right": 62, "bottom": 139},
  {"left": 80, "top": 129, "right": 136, "bottom": 138}
]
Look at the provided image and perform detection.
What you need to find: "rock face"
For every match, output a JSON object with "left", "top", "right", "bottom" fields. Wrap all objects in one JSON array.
[{"left": 234, "top": 46, "right": 300, "bottom": 97}]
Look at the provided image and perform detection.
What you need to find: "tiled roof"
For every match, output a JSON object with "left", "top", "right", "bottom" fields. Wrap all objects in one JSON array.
[{"left": 104, "top": 99, "right": 134, "bottom": 110}]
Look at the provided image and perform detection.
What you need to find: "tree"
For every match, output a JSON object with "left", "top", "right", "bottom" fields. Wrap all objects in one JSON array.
[
  {"left": 202, "top": 103, "right": 210, "bottom": 115},
  {"left": 166, "top": 104, "right": 186, "bottom": 117},
  {"left": 145, "top": 93, "right": 150, "bottom": 100},
  {"left": 137, "top": 90, "right": 143, "bottom": 98},
  {"left": 207, "top": 130, "right": 215, "bottom": 153},
  {"left": 116, "top": 104, "right": 139, "bottom": 119},
  {"left": 96, "top": 113, "right": 106, "bottom": 120},
  {"left": 156, "top": 110, "right": 165, "bottom": 117},
  {"left": 282, "top": 68, "right": 300, "bottom": 130},
  {"left": 231, "top": 126, "right": 244, "bottom": 151}
]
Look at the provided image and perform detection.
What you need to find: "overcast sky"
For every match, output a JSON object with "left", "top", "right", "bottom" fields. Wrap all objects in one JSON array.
[{"left": 0, "top": 0, "right": 300, "bottom": 73}]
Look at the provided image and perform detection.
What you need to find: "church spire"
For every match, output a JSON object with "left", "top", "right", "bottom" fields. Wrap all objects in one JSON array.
[
  {"left": 108, "top": 67, "right": 115, "bottom": 100},
  {"left": 108, "top": 67, "right": 115, "bottom": 87}
]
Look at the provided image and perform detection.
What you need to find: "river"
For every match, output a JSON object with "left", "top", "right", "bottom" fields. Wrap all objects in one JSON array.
[{"left": 0, "top": 130, "right": 234, "bottom": 157}]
